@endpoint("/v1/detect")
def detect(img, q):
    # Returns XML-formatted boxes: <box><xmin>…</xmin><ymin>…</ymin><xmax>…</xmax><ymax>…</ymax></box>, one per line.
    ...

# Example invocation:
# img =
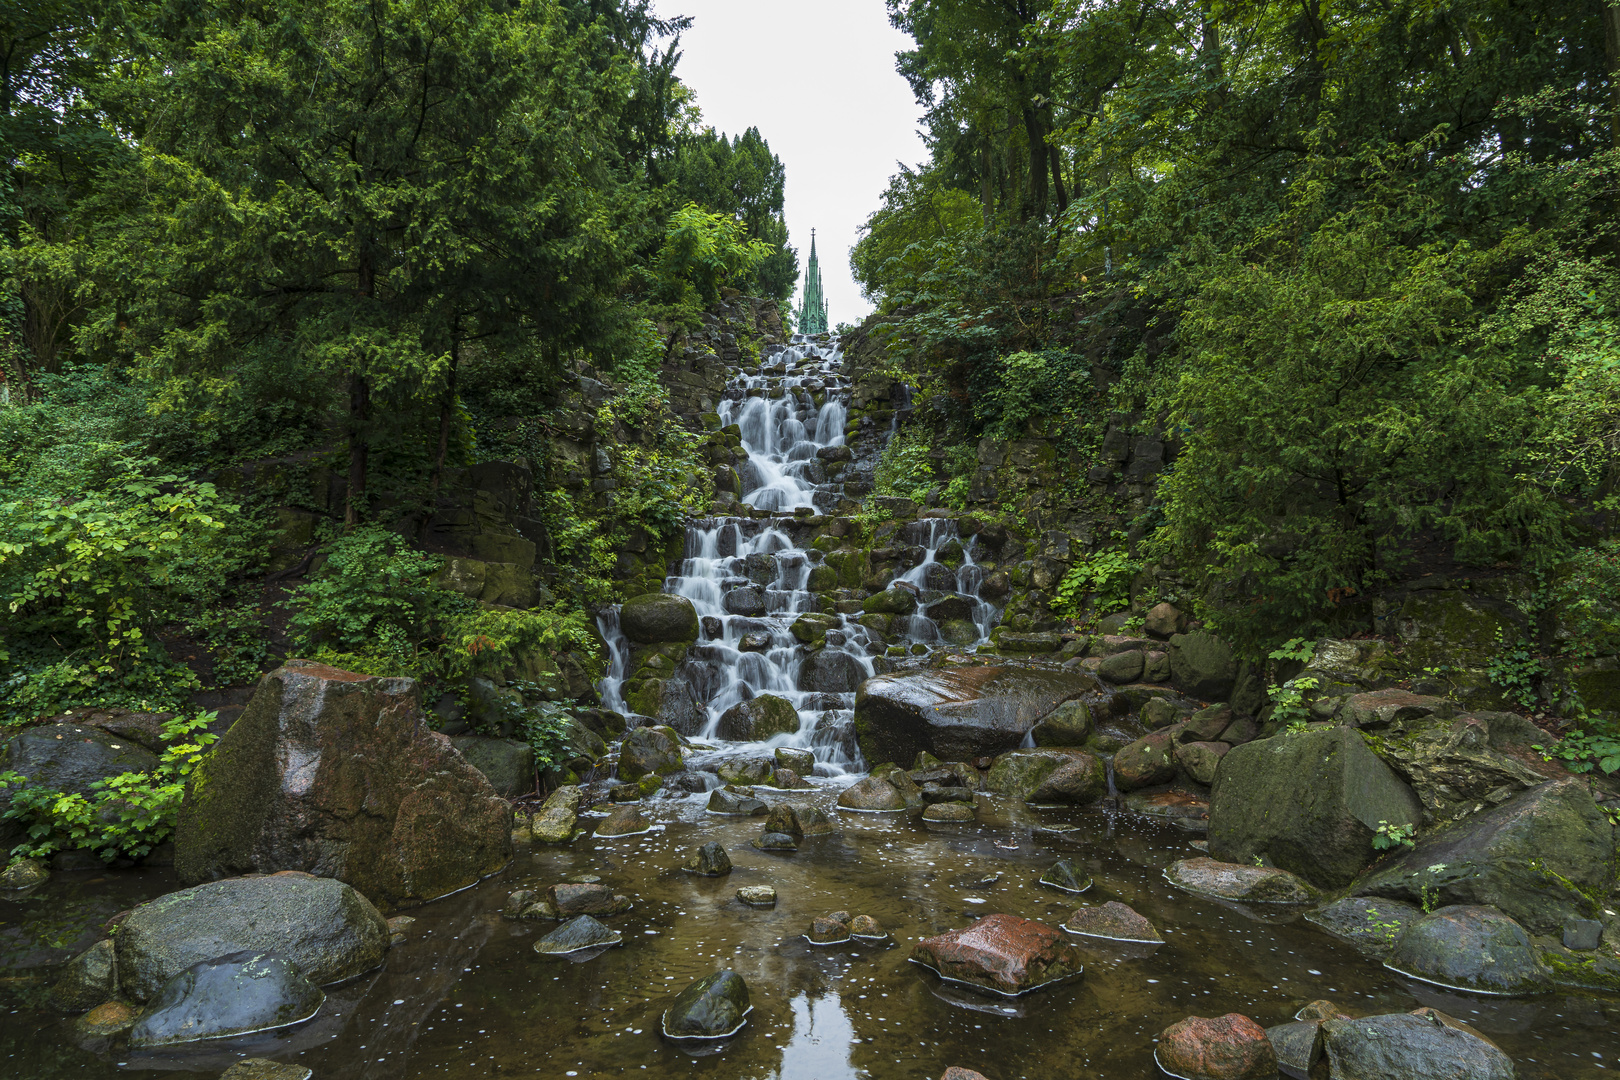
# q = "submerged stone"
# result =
<box><xmin>736</xmin><ymin>886</ymin><xmax>777</xmax><ymax>907</ymax></box>
<box><xmin>1154</xmin><ymin>1013</ymin><xmax>1276</xmax><ymax>1080</ymax></box>
<box><xmin>753</xmin><ymin>831</ymin><xmax>799</xmax><ymax>852</ymax></box>
<box><xmin>75</xmin><ymin>1000</ymin><xmax>138</xmax><ymax>1040</ymax></box>
<box><xmin>1164</xmin><ymin>857</ymin><xmax>1320</xmax><ymax>904</ymax></box>
<box><xmin>533</xmin><ymin>915</ymin><xmax>623</xmax><ymax>955</ymax></box>
<box><xmin>1039</xmin><ymin>858</ymin><xmax>1092</xmax><ymax>894</ymax></box>
<box><xmin>684</xmin><ymin>842</ymin><xmax>732</xmax><ymax>876</ymax></box>
<box><xmin>1385</xmin><ymin>905</ymin><xmax>1550</xmax><ymax>995</ymax></box>
<box><xmin>910</xmin><ymin>913</ymin><xmax>1082</xmax><ymax>996</ymax></box>
<box><xmin>661</xmin><ymin>970</ymin><xmax>752</xmax><ymax>1039</ymax></box>
<box><xmin>128</xmin><ymin>951</ymin><xmax>324</xmax><ymax>1048</ymax></box>
<box><xmin>1062</xmin><ymin>902</ymin><xmax>1162</xmax><ymax>944</ymax></box>
<box><xmin>923</xmin><ymin>801</ymin><xmax>976</xmax><ymax>822</ymax></box>
<box><xmin>219</xmin><ymin>1061</ymin><xmax>314</xmax><ymax>1080</ymax></box>
<box><xmin>548</xmin><ymin>883</ymin><xmax>633</xmax><ymax>917</ymax></box>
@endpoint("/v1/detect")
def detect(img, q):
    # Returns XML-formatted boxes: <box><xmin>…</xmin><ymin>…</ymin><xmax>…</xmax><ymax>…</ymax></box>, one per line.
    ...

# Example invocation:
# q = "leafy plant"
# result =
<box><xmin>873</xmin><ymin>431</ymin><xmax>936</xmax><ymax>504</ymax></box>
<box><xmin>284</xmin><ymin>526</ymin><xmax>461</xmax><ymax>658</ymax></box>
<box><xmin>1</xmin><ymin>712</ymin><xmax>218</xmax><ymax>863</ymax></box>
<box><xmin>1054</xmin><ymin>537</ymin><xmax>1138</xmax><ymax>619</ymax></box>
<box><xmin>1371</xmin><ymin>820</ymin><xmax>1416</xmax><ymax>851</ymax></box>
<box><xmin>1362</xmin><ymin>906</ymin><xmax>1404</xmax><ymax>942</ymax></box>
<box><xmin>1535</xmin><ymin>728</ymin><xmax>1620</xmax><ymax>775</ymax></box>
<box><xmin>1484</xmin><ymin>630</ymin><xmax>1545</xmax><ymax>710</ymax></box>
<box><xmin>1270</xmin><ymin>675</ymin><xmax>1320</xmax><ymax>734</ymax></box>
<box><xmin>1268</xmin><ymin>638</ymin><xmax>1316</xmax><ymax>664</ymax></box>
<box><xmin>1420</xmin><ymin>864</ymin><xmax>1448</xmax><ymax>913</ymax></box>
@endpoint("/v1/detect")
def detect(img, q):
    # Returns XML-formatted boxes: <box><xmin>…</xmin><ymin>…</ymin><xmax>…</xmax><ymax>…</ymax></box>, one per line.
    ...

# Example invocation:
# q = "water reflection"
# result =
<box><xmin>775</xmin><ymin>993</ymin><xmax>855</xmax><ymax>1080</ymax></box>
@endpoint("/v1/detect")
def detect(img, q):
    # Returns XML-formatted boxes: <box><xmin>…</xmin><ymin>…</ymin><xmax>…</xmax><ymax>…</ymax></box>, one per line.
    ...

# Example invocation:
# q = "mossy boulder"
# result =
<box><xmin>1208</xmin><ymin>728</ymin><xmax>1421</xmax><ymax>890</ymax></box>
<box><xmin>862</xmin><ymin>587</ymin><xmax>918</xmax><ymax>616</ymax></box>
<box><xmin>617</xmin><ymin>726</ymin><xmax>685</xmax><ymax>781</ymax></box>
<box><xmin>716</xmin><ymin>694</ymin><xmax>799</xmax><ymax>741</ymax></box>
<box><xmin>620</xmin><ymin>593</ymin><xmax>699</xmax><ymax>644</ymax></box>
<box><xmin>1029</xmin><ymin>700</ymin><xmax>1093</xmax><ymax>747</ymax></box>
<box><xmin>790</xmin><ymin>612</ymin><xmax>839</xmax><ymax>644</ymax></box>
<box><xmin>1385</xmin><ymin>905</ymin><xmax>1550</xmax><ymax>995</ymax></box>
<box><xmin>449</xmin><ymin>736</ymin><xmax>535</xmax><ymax>797</ymax></box>
<box><xmin>1167</xmin><ymin>632</ymin><xmax>1237</xmax><ymax>701</ymax></box>
<box><xmin>986</xmin><ymin>748</ymin><xmax>1106</xmax><ymax>804</ymax></box>
<box><xmin>1319</xmin><ymin>1012</ymin><xmax>1514</xmax><ymax>1080</ymax></box>
<box><xmin>1113</xmin><ymin>727</ymin><xmax>1181</xmax><ymax>790</ymax></box>
<box><xmin>1349</xmin><ymin>778</ymin><xmax>1615</xmax><ymax>934</ymax></box>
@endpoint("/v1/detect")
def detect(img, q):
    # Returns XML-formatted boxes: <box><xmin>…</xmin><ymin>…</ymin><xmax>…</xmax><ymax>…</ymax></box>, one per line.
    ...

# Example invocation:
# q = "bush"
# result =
<box><xmin>1053</xmin><ymin>539</ymin><xmax>1138</xmax><ymax>619</ymax></box>
<box><xmin>873</xmin><ymin>431</ymin><xmax>935</xmax><ymax>504</ymax></box>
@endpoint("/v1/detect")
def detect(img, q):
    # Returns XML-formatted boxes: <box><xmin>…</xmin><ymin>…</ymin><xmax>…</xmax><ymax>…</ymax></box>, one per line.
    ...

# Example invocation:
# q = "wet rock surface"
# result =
<box><xmin>48</xmin><ymin>938</ymin><xmax>118</xmax><ymax>1011</ymax></box>
<box><xmin>1385</xmin><ymin>905</ymin><xmax>1550</xmax><ymax>995</ymax></box>
<box><xmin>1320</xmin><ymin>1010</ymin><xmax>1516</xmax><ymax>1079</ymax></box>
<box><xmin>548</xmin><ymin>882</ymin><xmax>633</xmax><ymax>917</ymax></box>
<box><xmin>661</xmin><ymin>970</ymin><xmax>752</xmax><ymax>1039</ymax></box>
<box><xmin>910</xmin><ymin>913</ymin><xmax>1082</xmax><ymax>996</ymax></box>
<box><xmin>1038</xmin><ymin>858</ymin><xmax>1092</xmax><ymax>894</ymax></box>
<box><xmin>115</xmin><ymin>872</ymin><xmax>388</xmax><ymax>1001</ymax></box>
<box><xmin>533</xmin><ymin>915</ymin><xmax>623</xmax><ymax>955</ymax></box>
<box><xmin>128</xmin><ymin>951</ymin><xmax>324</xmax><ymax>1048</ymax></box>
<box><xmin>218</xmin><ymin>1060</ymin><xmax>314</xmax><ymax>1080</ymax></box>
<box><xmin>986</xmin><ymin>747</ymin><xmax>1106</xmax><ymax>804</ymax></box>
<box><xmin>174</xmin><ymin>661</ymin><xmax>512</xmax><ymax>909</ymax></box>
<box><xmin>1062</xmin><ymin>901</ymin><xmax>1163</xmax><ymax>944</ymax></box>
<box><xmin>1165</xmin><ymin>857</ymin><xmax>1321</xmax><ymax>904</ymax></box>
<box><xmin>595</xmin><ymin>804</ymin><xmax>652</xmax><ymax>837</ymax></box>
<box><xmin>1304</xmin><ymin>897</ymin><xmax>1423</xmax><ymax>958</ymax></box>
<box><xmin>684</xmin><ymin>841</ymin><xmax>732</xmax><ymax>876</ymax></box>
<box><xmin>837</xmin><ymin>775</ymin><xmax>907</xmax><ymax>811</ymax></box>
<box><xmin>1154</xmin><ymin>1013</ymin><xmax>1277</xmax><ymax>1080</ymax></box>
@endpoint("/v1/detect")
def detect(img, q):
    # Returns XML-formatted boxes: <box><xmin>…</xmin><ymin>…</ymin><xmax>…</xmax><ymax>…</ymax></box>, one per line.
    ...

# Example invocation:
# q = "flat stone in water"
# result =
<box><xmin>1062</xmin><ymin>902</ymin><xmax>1162</xmax><ymax>944</ymax></box>
<box><xmin>661</xmin><ymin>970</ymin><xmax>752</xmax><ymax>1039</ymax></box>
<box><xmin>0</xmin><ymin>857</ymin><xmax>50</xmax><ymax>890</ymax></box>
<box><xmin>707</xmin><ymin>789</ymin><xmax>768</xmax><ymax>816</ymax></box>
<box><xmin>1384</xmin><ymin>905</ymin><xmax>1550</xmax><ymax>995</ymax></box>
<box><xmin>129</xmin><ymin>951</ymin><xmax>324</xmax><ymax>1048</ymax></box>
<box><xmin>1039</xmin><ymin>858</ymin><xmax>1092</xmax><ymax>894</ymax></box>
<box><xmin>595</xmin><ymin>804</ymin><xmax>651</xmax><ymax>837</ymax></box>
<box><xmin>753</xmin><ymin>831</ymin><xmax>799</xmax><ymax>852</ymax></box>
<box><xmin>736</xmin><ymin>886</ymin><xmax>777</xmax><ymax>907</ymax></box>
<box><xmin>1164</xmin><ymin>857</ymin><xmax>1320</xmax><ymax>904</ymax></box>
<box><xmin>533</xmin><ymin>915</ymin><xmax>623</xmax><ymax>955</ymax></box>
<box><xmin>923</xmin><ymin>802</ymin><xmax>975</xmax><ymax>822</ymax></box>
<box><xmin>219</xmin><ymin>1061</ymin><xmax>314</xmax><ymax>1080</ymax></box>
<box><xmin>910</xmin><ymin>913</ymin><xmax>1083</xmax><ymax>996</ymax></box>
<box><xmin>75</xmin><ymin>1001</ymin><xmax>138</xmax><ymax>1039</ymax></box>
<box><xmin>1305</xmin><ymin>896</ymin><xmax>1423</xmax><ymax>958</ymax></box>
<box><xmin>684</xmin><ymin>841</ymin><xmax>732</xmax><ymax>876</ymax></box>
<box><xmin>1124</xmin><ymin>789</ymin><xmax>1209</xmax><ymax>824</ymax></box>
<box><xmin>549</xmin><ymin>883</ymin><xmax>632</xmax><ymax>917</ymax></box>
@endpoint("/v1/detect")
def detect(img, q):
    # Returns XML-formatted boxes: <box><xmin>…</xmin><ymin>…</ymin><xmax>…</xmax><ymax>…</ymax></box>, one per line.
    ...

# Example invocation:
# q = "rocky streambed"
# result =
<box><xmin>4</xmin><ymin>777</ymin><xmax>1619</xmax><ymax>1079</ymax></box>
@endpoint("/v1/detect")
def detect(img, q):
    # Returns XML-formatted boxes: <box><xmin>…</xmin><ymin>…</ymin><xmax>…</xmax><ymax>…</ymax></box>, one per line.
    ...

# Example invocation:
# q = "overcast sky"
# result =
<box><xmin>660</xmin><ymin>0</ymin><xmax>928</xmax><ymax>327</ymax></box>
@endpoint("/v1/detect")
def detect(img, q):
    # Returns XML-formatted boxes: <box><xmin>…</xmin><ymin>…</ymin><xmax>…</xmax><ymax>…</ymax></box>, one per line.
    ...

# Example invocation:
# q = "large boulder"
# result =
<box><xmin>861</xmin><ymin>587</ymin><xmax>917</xmax><ymax>616</ymax></box>
<box><xmin>623</xmin><ymin>671</ymin><xmax>706</xmax><ymax>733</ymax></box>
<box><xmin>115</xmin><ymin>872</ymin><xmax>388</xmax><ymax>1001</ymax></box>
<box><xmin>1112</xmin><ymin>727</ymin><xmax>1181</xmax><ymax>790</ymax></box>
<box><xmin>1168</xmin><ymin>632</ymin><xmax>1237</xmax><ymax>701</ymax></box>
<box><xmin>716</xmin><ymin>694</ymin><xmax>799</xmax><ymax>741</ymax></box>
<box><xmin>1384</xmin><ymin>905</ymin><xmax>1550</xmax><ymax>995</ymax></box>
<box><xmin>1350</xmin><ymin>778</ymin><xmax>1614</xmax><ymax>934</ymax></box>
<box><xmin>128</xmin><ymin>951</ymin><xmax>323</xmax><ymax>1048</ymax></box>
<box><xmin>985</xmin><ymin>748</ymin><xmax>1106</xmax><ymax>805</ymax></box>
<box><xmin>449</xmin><ymin>735</ymin><xmax>534</xmax><ymax>797</ymax></box>
<box><xmin>836</xmin><ymin>776</ymin><xmax>907</xmax><ymax>811</ymax></box>
<box><xmin>620</xmin><ymin>593</ymin><xmax>699</xmax><ymax>644</ymax></box>
<box><xmin>797</xmin><ymin>649</ymin><xmax>867</xmax><ymax>694</ymax></box>
<box><xmin>1028</xmin><ymin>700</ymin><xmax>1093</xmax><ymax>747</ymax></box>
<box><xmin>530</xmin><ymin>785</ymin><xmax>580</xmax><ymax>843</ymax></box>
<box><xmin>617</xmin><ymin>725</ymin><xmax>685</xmax><ymax>780</ymax></box>
<box><xmin>1319</xmin><ymin>1012</ymin><xmax>1515</xmax><ymax>1080</ymax></box>
<box><xmin>910</xmin><ymin>913</ymin><xmax>1083</xmax><ymax>996</ymax></box>
<box><xmin>1361</xmin><ymin>712</ymin><xmax>1558</xmax><ymax>823</ymax></box>
<box><xmin>175</xmin><ymin>662</ymin><xmax>512</xmax><ymax>909</ymax></box>
<box><xmin>1209</xmin><ymin>728</ymin><xmax>1422</xmax><ymax>889</ymax></box>
<box><xmin>854</xmin><ymin>666</ymin><xmax>1103</xmax><ymax>765</ymax></box>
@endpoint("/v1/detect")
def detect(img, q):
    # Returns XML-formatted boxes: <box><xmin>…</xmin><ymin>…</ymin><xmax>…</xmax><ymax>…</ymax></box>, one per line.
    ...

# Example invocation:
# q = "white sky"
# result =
<box><xmin>660</xmin><ymin>0</ymin><xmax>928</xmax><ymax>325</ymax></box>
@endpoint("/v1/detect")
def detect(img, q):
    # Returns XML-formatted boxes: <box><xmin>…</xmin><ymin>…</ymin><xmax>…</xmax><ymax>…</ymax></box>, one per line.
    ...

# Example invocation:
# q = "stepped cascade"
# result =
<box><xmin>597</xmin><ymin>335</ymin><xmax>1000</xmax><ymax>776</ymax></box>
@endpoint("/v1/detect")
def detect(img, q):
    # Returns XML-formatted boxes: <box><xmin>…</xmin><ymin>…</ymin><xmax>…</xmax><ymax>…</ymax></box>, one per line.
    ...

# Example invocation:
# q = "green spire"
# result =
<box><xmin>795</xmin><ymin>229</ymin><xmax>828</xmax><ymax>335</ymax></box>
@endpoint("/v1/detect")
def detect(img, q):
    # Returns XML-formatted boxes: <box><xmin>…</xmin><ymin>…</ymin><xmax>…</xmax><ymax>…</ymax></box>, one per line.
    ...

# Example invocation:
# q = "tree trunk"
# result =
<box><xmin>980</xmin><ymin>138</ymin><xmax>995</xmax><ymax>225</ymax></box>
<box><xmin>1048</xmin><ymin>144</ymin><xmax>1069</xmax><ymax>214</ymax></box>
<box><xmin>1022</xmin><ymin>105</ymin><xmax>1048</xmax><ymax>218</ymax></box>
<box><xmin>1605</xmin><ymin>0</ymin><xmax>1620</xmax><ymax>150</ymax></box>
<box><xmin>431</xmin><ymin>326</ymin><xmax>461</xmax><ymax>493</ymax></box>
<box><xmin>347</xmin><ymin>249</ymin><xmax>375</xmax><ymax>530</ymax></box>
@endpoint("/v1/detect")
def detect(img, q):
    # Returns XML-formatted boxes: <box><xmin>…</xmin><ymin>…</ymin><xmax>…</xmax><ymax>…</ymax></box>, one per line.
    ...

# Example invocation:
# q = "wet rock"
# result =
<box><xmin>938</xmin><ymin>1070</ymin><xmax>990</xmax><ymax>1080</ymax></box>
<box><xmin>717</xmin><ymin>694</ymin><xmax>799</xmax><ymax>741</ymax></box>
<box><xmin>717</xmin><ymin>757</ymin><xmax>774</xmax><ymax>785</ymax></box>
<box><xmin>594</xmin><ymin>805</ymin><xmax>651</xmax><ymax>837</ymax></box>
<box><xmin>49</xmin><ymin>939</ymin><xmax>118</xmax><ymax>1011</ymax></box>
<box><xmin>1209</xmin><ymin>727</ymin><xmax>1422</xmax><ymax>890</ymax></box>
<box><xmin>1165</xmin><ymin>857</ymin><xmax>1321</xmax><ymax>904</ymax></box>
<box><xmin>1350</xmin><ymin>778</ymin><xmax>1614</xmax><ymax>934</ymax></box>
<box><xmin>926</xmin><ymin>595</ymin><xmax>975</xmax><ymax>623</ymax></box>
<box><xmin>862</xmin><ymin>587</ymin><xmax>918</xmax><ymax>616</ymax></box>
<box><xmin>837</xmin><ymin>775</ymin><xmax>908</xmax><ymax>811</ymax></box>
<box><xmin>1564</xmin><ymin>916</ymin><xmax>1603</xmax><ymax>951</ymax></box>
<box><xmin>1385</xmin><ymin>905</ymin><xmax>1550</xmax><ymax>994</ymax></box>
<box><xmin>1</xmin><ymin>724</ymin><xmax>158</xmax><ymax>816</ymax></box>
<box><xmin>1339</xmin><ymin>688</ymin><xmax>1456</xmax><ymax>729</ymax></box>
<box><xmin>1144</xmin><ymin>602</ymin><xmax>1188</xmax><ymax>639</ymax></box>
<box><xmin>664</xmin><ymin>772</ymin><xmax>710</xmax><ymax>794</ymax></box>
<box><xmin>1039</xmin><ymin>859</ymin><xmax>1092</xmax><ymax>894</ymax></box>
<box><xmin>910</xmin><ymin>913</ymin><xmax>1083</xmax><ymax>996</ymax></box>
<box><xmin>1304</xmin><ymin>897</ymin><xmax>1423</xmax><ymax>958</ymax></box>
<box><xmin>1154</xmin><ymin>1013</ymin><xmax>1277</xmax><ymax>1080</ymax></box>
<box><xmin>1366</xmin><ymin>712</ymin><xmax>1561</xmax><ymax>822</ymax></box>
<box><xmin>448</xmin><ymin>735</ymin><xmax>535</xmax><ymax>796</ymax></box>
<box><xmin>128</xmin><ymin>951</ymin><xmax>324</xmax><ymax>1048</ymax></box>
<box><xmin>1175</xmin><ymin>740</ymin><xmax>1229</xmax><ymax>786</ymax></box>
<box><xmin>1167</xmin><ymin>632</ymin><xmax>1238</xmax><ymax>700</ymax></box>
<box><xmin>618</xmin><ymin>725</ymin><xmax>686</xmax><ymax>781</ymax></box>
<box><xmin>849</xmin><ymin>914</ymin><xmax>886</xmax><ymax>939</ymax></box>
<box><xmin>706</xmin><ymin>788</ymin><xmax>768</xmax><ymax>815</ymax></box>
<box><xmin>765</xmin><ymin>805</ymin><xmax>806</xmax><ymax>837</ymax></box>
<box><xmin>1265</xmin><ymin>1020</ymin><xmax>1323</xmax><ymax>1079</ymax></box>
<box><xmin>738</xmin><ymin>631</ymin><xmax>771</xmax><ymax>652</ymax></box>
<box><xmin>386</xmin><ymin>915</ymin><xmax>414</xmax><ymax>946</ymax></box>
<box><xmin>854</xmin><ymin>666</ymin><xmax>1105</xmax><ymax>766</ymax></box>
<box><xmin>921</xmin><ymin>781</ymin><xmax>973</xmax><ymax>804</ymax></box>
<box><xmin>661</xmin><ymin>970</ymin><xmax>752</xmax><ymax>1039</ymax></box>
<box><xmin>533</xmin><ymin>915</ymin><xmax>623</xmax><ymax>955</ymax></box>
<box><xmin>798</xmin><ymin>805</ymin><xmax>837</xmax><ymax>836</ymax></box>
<box><xmin>753</xmin><ymin>831</ymin><xmax>799</xmax><ymax>851</ymax></box>
<box><xmin>548</xmin><ymin>883</ymin><xmax>633</xmax><ymax>917</ymax></box>
<box><xmin>504</xmin><ymin>888</ymin><xmax>538</xmax><ymax>916</ymax></box>
<box><xmin>996</xmin><ymin>631</ymin><xmax>1063</xmax><ymax>653</ymax></box>
<box><xmin>620</xmin><ymin>593</ymin><xmax>699</xmax><ymax>643</ymax></box>
<box><xmin>1113</xmin><ymin>727</ymin><xmax>1180</xmax><ymax>790</ymax></box>
<box><xmin>1062</xmin><ymin>902</ymin><xmax>1162</xmax><ymax>944</ymax></box>
<box><xmin>790</xmin><ymin>612</ymin><xmax>840</xmax><ymax>644</ymax></box>
<box><xmin>75</xmin><ymin>1000</ymin><xmax>138</xmax><ymax>1039</ymax></box>
<box><xmin>116</xmin><ymin>873</ymin><xmax>388</xmax><ymax>1001</ymax></box>
<box><xmin>923</xmin><ymin>802</ymin><xmax>976</xmax><ymax>822</ymax></box>
<box><xmin>0</xmin><ymin>857</ymin><xmax>49</xmax><ymax>890</ymax></box>
<box><xmin>684</xmin><ymin>841</ymin><xmax>732</xmax><ymax>876</ymax></box>
<box><xmin>609</xmin><ymin>784</ymin><xmax>641</xmax><ymax>802</ymax></box>
<box><xmin>1298</xmin><ymin>1000</ymin><xmax>1356</xmax><ymax>1021</ymax></box>
<box><xmin>736</xmin><ymin>886</ymin><xmax>777</xmax><ymax>907</ymax></box>
<box><xmin>1125</xmin><ymin>790</ymin><xmax>1210</xmax><ymax>827</ymax></box>
<box><xmin>871</xmin><ymin>763</ymin><xmax>927</xmax><ymax>808</ymax></box>
<box><xmin>775</xmin><ymin>746</ymin><xmax>816</xmax><ymax>773</ymax></box>
<box><xmin>219</xmin><ymin>1060</ymin><xmax>313</xmax><ymax>1080</ymax></box>
<box><xmin>1029</xmin><ymin>700</ymin><xmax>1094</xmax><ymax>747</ymax></box>
<box><xmin>1320</xmin><ymin>1011</ymin><xmax>1515</xmax><ymax>1080</ymax></box>
<box><xmin>1097</xmin><ymin>649</ymin><xmax>1145</xmax><ymax>684</ymax></box>
<box><xmin>768</xmin><ymin>768</ymin><xmax>813</xmax><ymax>790</ymax></box>
<box><xmin>174</xmin><ymin>662</ymin><xmax>511</xmax><ymax>909</ymax></box>
<box><xmin>986</xmin><ymin>747</ymin><xmax>1106</xmax><ymax>804</ymax></box>
<box><xmin>531</xmin><ymin>785</ymin><xmax>581</xmax><ymax>843</ymax></box>
<box><xmin>808</xmin><ymin>914</ymin><xmax>851</xmax><ymax>943</ymax></box>
<box><xmin>798</xmin><ymin>649</ymin><xmax>866</xmax><ymax>694</ymax></box>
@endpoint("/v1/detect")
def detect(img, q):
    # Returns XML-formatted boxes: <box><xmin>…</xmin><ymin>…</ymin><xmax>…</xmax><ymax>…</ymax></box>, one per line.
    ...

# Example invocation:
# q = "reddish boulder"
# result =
<box><xmin>939</xmin><ymin>1070</ymin><xmax>991</xmax><ymax>1080</ymax></box>
<box><xmin>175</xmin><ymin>661</ymin><xmax>511</xmax><ymax>910</ymax></box>
<box><xmin>1155</xmin><ymin>1013</ymin><xmax>1277</xmax><ymax>1080</ymax></box>
<box><xmin>910</xmin><ymin>913</ymin><xmax>1082</xmax><ymax>996</ymax></box>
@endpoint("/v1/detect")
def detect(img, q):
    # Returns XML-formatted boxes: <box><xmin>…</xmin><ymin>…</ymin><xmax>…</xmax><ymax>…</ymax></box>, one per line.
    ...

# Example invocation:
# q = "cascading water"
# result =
<box><xmin>595</xmin><ymin>334</ymin><xmax>1002</xmax><ymax>783</ymax></box>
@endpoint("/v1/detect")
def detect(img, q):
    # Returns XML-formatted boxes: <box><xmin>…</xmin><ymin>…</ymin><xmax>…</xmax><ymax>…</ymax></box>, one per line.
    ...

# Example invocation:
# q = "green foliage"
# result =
<box><xmin>1485</xmin><ymin>631</ymin><xmax>1546</xmax><ymax>710</ymax></box>
<box><xmin>851</xmin><ymin>167</ymin><xmax>983</xmax><ymax>303</ymax></box>
<box><xmin>1053</xmin><ymin>538</ymin><xmax>1137</xmax><ymax>619</ymax></box>
<box><xmin>442</xmin><ymin>606</ymin><xmax>602</xmax><ymax>687</ymax></box>
<box><xmin>1551</xmin><ymin>541</ymin><xmax>1620</xmax><ymax>665</ymax></box>
<box><xmin>1372</xmin><ymin>820</ymin><xmax>1417</xmax><ymax>851</ymax></box>
<box><xmin>1536</xmin><ymin>728</ymin><xmax>1620</xmax><ymax>776</ymax></box>
<box><xmin>647</xmin><ymin>204</ymin><xmax>773</xmax><ymax>328</ymax></box>
<box><xmin>1</xmin><ymin>712</ymin><xmax>218</xmax><ymax>864</ymax></box>
<box><xmin>941</xmin><ymin>444</ymin><xmax>977</xmax><ymax>509</ymax></box>
<box><xmin>284</xmin><ymin>526</ymin><xmax>461</xmax><ymax>662</ymax></box>
<box><xmin>670</xmin><ymin>127</ymin><xmax>798</xmax><ymax>301</ymax></box>
<box><xmin>1270</xmin><ymin>676</ymin><xmax>1320</xmax><ymax>735</ymax></box>
<box><xmin>982</xmin><ymin>350</ymin><xmax>1089</xmax><ymax>441</ymax></box>
<box><xmin>873</xmin><ymin>431</ymin><xmax>937</xmax><ymax>504</ymax></box>
<box><xmin>1268</xmin><ymin>638</ymin><xmax>1317</xmax><ymax>664</ymax></box>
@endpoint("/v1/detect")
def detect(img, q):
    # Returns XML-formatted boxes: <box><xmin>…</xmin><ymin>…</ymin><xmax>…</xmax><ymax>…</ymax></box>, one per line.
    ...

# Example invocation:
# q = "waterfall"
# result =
<box><xmin>595</xmin><ymin>334</ymin><xmax>1001</xmax><ymax>779</ymax></box>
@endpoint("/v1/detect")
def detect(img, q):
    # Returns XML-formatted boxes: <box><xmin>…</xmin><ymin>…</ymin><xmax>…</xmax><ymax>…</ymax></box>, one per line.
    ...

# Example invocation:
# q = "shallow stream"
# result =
<box><xmin>4</xmin><ymin>786</ymin><xmax>1618</xmax><ymax>1078</ymax></box>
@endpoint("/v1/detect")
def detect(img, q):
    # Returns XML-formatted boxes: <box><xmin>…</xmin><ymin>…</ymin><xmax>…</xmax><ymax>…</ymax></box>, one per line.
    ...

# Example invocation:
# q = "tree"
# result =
<box><xmin>671</xmin><ymin>126</ymin><xmax>797</xmax><ymax>300</ymax></box>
